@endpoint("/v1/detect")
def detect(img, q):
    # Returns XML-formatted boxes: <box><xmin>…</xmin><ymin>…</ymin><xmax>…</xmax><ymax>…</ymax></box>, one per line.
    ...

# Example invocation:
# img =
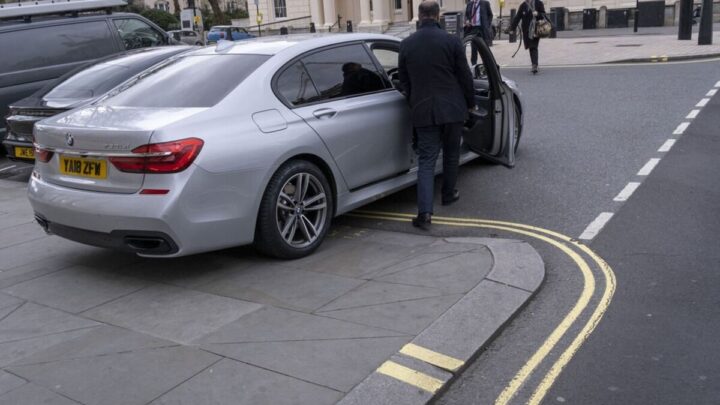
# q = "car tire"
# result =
<box><xmin>254</xmin><ymin>160</ymin><xmax>333</xmax><ymax>259</ymax></box>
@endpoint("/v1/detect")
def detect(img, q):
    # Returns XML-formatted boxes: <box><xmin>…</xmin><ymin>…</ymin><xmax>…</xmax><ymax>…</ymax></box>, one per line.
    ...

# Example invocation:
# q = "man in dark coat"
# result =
<box><xmin>465</xmin><ymin>0</ymin><xmax>494</xmax><ymax>57</ymax></box>
<box><xmin>399</xmin><ymin>0</ymin><xmax>476</xmax><ymax>230</ymax></box>
<box><xmin>509</xmin><ymin>0</ymin><xmax>546</xmax><ymax>74</ymax></box>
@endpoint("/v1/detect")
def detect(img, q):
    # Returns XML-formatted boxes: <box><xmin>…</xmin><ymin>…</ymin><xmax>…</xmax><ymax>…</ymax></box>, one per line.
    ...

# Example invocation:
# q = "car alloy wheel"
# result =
<box><xmin>275</xmin><ymin>172</ymin><xmax>328</xmax><ymax>248</ymax></box>
<box><xmin>255</xmin><ymin>160</ymin><xmax>333</xmax><ymax>259</ymax></box>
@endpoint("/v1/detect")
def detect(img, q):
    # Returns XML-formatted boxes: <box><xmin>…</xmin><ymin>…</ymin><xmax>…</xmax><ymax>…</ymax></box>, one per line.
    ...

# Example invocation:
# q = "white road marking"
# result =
<box><xmin>707</xmin><ymin>89</ymin><xmax>718</xmax><ymax>97</ymax></box>
<box><xmin>658</xmin><ymin>139</ymin><xmax>676</xmax><ymax>152</ymax></box>
<box><xmin>637</xmin><ymin>158</ymin><xmax>661</xmax><ymax>176</ymax></box>
<box><xmin>686</xmin><ymin>110</ymin><xmax>700</xmax><ymax>119</ymax></box>
<box><xmin>613</xmin><ymin>182</ymin><xmax>641</xmax><ymax>202</ymax></box>
<box><xmin>0</xmin><ymin>165</ymin><xmax>17</xmax><ymax>172</ymax></box>
<box><xmin>579</xmin><ymin>212</ymin><xmax>614</xmax><ymax>240</ymax></box>
<box><xmin>673</xmin><ymin>122</ymin><xmax>690</xmax><ymax>135</ymax></box>
<box><xmin>715</xmin><ymin>81</ymin><xmax>720</xmax><ymax>88</ymax></box>
<box><xmin>696</xmin><ymin>98</ymin><xmax>710</xmax><ymax>107</ymax></box>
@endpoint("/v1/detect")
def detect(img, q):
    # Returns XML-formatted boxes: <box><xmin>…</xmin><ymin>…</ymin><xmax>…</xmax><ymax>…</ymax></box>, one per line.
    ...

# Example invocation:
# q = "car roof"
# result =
<box><xmin>0</xmin><ymin>12</ymin><xmax>146</xmax><ymax>30</ymax></box>
<box><xmin>191</xmin><ymin>33</ymin><xmax>399</xmax><ymax>56</ymax></box>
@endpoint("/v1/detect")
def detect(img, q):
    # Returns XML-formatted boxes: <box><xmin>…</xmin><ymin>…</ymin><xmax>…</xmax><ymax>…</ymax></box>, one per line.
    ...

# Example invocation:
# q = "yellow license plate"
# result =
<box><xmin>59</xmin><ymin>156</ymin><xmax>107</xmax><ymax>179</ymax></box>
<box><xmin>14</xmin><ymin>146</ymin><xmax>35</xmax><ymax>159</ymax></box>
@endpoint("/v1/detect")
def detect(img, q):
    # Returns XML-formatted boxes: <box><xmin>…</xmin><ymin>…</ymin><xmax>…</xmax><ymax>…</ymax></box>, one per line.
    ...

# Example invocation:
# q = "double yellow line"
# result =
<box><xmin>348</xmin><ymin>210</ymin><xmax>616</xmax><ymax>405</ymax></box>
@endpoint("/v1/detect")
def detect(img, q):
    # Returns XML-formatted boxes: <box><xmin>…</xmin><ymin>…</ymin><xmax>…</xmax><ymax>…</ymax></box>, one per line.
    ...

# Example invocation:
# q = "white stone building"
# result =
<box><xmin>245</xmin><ymin>0</ymin><xmax>686</xmax><ymax>32</ymax></box>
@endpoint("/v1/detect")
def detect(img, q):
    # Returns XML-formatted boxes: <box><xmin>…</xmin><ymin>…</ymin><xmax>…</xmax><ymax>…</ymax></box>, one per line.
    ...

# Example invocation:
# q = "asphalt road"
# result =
<box><xmin>339</xmin><ymin>57</ymin><xmax>720</xmax><ymax>404</ymax></box>
<box><xmin>542</xmin><ymin>65</ymin><xmax>720</xmax><ymax>405</ymax></box>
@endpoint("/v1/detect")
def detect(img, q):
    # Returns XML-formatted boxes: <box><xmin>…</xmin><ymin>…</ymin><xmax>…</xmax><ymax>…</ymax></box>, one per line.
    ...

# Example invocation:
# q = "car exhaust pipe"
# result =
<box><xmin>123</xmin><ymin>236</ymin><xmax>173</xmax><ymax>254</ymax></box>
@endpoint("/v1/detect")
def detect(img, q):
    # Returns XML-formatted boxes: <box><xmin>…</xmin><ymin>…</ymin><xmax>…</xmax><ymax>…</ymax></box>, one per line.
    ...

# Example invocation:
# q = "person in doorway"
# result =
<box><xmin>465</xmin><ymin>0</ymin><xmax>494</xmax><ymax>57</ymax></box>
<box><xmin>399</xmin><ymin>0</ymin><xmax>476</xmax><ymax>230</ymax></box>
<box><xmin>508</xmin><ymin>0</ymin><xmax>546</xmax><ymax>74</ymax></box>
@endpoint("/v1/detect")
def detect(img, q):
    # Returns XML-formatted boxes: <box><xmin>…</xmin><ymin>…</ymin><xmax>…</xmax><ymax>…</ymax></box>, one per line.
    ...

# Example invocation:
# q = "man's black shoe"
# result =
<box><xmin>442</xmin><ymin>190</ymin><xmax>460</xmax><ymax>206</ymax></box>
<box><xmin>412</xmin><ymin>213</ymin><xmax>432</xmax><ymax>231</ymax></box>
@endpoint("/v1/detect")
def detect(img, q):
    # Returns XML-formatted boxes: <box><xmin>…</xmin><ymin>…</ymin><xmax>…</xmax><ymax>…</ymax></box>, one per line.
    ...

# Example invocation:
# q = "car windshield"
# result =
<box><xmin>100</xmin><ymin>54</ymin><xmax>269</xmax><ymax>108</ymax></box>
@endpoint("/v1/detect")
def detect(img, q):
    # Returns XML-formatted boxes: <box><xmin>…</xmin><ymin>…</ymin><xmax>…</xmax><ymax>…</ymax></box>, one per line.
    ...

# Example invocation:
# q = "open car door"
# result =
<box><xmin>462</xmin><ymin>37</ymin><xmax>515</xmax><ymax>167</ymax></box>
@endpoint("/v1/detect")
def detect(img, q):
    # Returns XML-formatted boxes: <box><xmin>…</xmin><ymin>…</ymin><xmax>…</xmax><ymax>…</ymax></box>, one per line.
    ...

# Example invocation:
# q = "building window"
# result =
<box><xmin>274</xmin><ymin>0</ymin><xmax>287</xmax><ymax>18</ymax></box>
<box><xmin>395</xmin><ymin>0</ymin><xmax>401</xmax><ymax>9</ymax></box>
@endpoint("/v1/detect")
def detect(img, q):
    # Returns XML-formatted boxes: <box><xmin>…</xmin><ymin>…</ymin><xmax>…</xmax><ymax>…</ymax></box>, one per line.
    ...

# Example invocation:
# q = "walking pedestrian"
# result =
<box><xmin>508</xmin><ymin>0</ymin><xmax>547</xmax><ymax>74</ymax></box>
<box><xmin>465</xmin><ymin>0</ymin><xmax>494</xmax><ymax>59</ymax></box>
<box><xmin>399</xmin><ymin>0</ymin><xmax>476</xmax><ymax>230</ymax></box>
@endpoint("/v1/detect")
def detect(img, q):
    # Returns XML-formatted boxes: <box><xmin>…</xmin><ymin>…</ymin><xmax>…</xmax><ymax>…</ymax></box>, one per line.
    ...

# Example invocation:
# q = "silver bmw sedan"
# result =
<box><xmin>29</xmin><ymin>34</ymin><xmax>522</xmax><ymax>259</ymax></box>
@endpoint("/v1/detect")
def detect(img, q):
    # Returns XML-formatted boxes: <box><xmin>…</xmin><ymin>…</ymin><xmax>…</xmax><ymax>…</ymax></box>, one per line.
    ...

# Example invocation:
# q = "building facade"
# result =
<box><xmin>246</xmin><ymin>0</ymin><xmax>683</xmax><ymax>32</ymax></box>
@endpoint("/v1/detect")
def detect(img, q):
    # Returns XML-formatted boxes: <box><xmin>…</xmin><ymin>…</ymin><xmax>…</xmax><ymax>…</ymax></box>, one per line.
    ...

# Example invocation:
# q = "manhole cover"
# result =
<box><xmin>616</xmin><ymin>44</ymin><xmax>643</xmax><ymax>47</ymax></box>
<box><xmin>574</xmin><ymin>41</ymin><xmax>598</xmax><ymax>44</ymax></box>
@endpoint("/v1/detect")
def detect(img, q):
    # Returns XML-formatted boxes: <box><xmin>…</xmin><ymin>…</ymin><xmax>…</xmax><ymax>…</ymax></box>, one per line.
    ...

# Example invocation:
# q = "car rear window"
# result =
<box><xmin>100</xmin><ymin>54</ymin><xmax>269</xmax><ymax>108</ymax></box>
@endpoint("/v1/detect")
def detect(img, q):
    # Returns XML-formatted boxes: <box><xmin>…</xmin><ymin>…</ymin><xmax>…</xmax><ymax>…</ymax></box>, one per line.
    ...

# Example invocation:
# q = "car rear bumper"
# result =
<box><xmin>27</xmin><ymin>165</ymin><xmax>264</xmax><ymax>257</ymax></box>
<box><xmin>35</xmin><ymin>215</ymin><xmax>179</xmax><ymax>255</ymax></box>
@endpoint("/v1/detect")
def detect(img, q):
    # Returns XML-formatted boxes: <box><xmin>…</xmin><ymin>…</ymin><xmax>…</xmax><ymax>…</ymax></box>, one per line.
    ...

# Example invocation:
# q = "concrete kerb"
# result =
<box><xmin>607</xmin><ymin>52</ymin><xmax>720</xmax><ymax>64</ymax></box>
<box><xmin>338</xmin><ymin>238</ymin><xmax>545</xmax><ymax>405</ymax></box>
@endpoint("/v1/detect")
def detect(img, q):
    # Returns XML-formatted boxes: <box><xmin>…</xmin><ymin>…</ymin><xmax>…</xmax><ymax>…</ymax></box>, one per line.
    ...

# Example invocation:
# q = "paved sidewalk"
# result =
<box><xmin>0</xmin><ymin>179</ymin><xmax>544</xmax><ymax>405</ymax></box>
<box><xmin>492</xmin><ymin>31</ymin><xmax>720</xmax><ymax>66</ymax></box>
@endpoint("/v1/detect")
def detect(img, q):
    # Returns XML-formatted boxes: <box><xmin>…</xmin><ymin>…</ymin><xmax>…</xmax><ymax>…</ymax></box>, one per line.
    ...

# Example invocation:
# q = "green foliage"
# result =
<box><xmin>139</xmin><ymin>8</ymin><xmax>179</xmax><ymax>31</ymax></box>
<box><xmin>226</xmin><ymin>9</ymin><xmax>249</xmax><ymax>19</ymax></box>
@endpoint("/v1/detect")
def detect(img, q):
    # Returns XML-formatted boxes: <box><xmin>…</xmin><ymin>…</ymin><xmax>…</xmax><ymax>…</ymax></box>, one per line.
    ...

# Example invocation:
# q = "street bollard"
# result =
<box><xmin>678</xmin><ymin>0</ymin><xmax>693</xmax><ymax>39</ymax></box>
<box><xmin>509</xmin><ymin>9</ymin><xmax>517</xmax><ymax>43</ymax></box>
<box><xmin>347</xmin><ymin>20</ymin><xmax>353</xmax><ymax>32</ymax></box>
<box><xmin>280</xmin><ymin>26</ymin><xmax>288</xmax><ymax>35</ymax></box>
<box><xmin>633</xmin><ymin>9</ymin><xmax>639</xmax><ymax>32</ymax></box>
<box><xmin>698</xmin><ymin>0</ymin><xmax>713</xmax><ymax>45</ymax></box>
<box><xmin>310</xmin><ymin>22</ymin><xmax>316</xmax><ymax>33</ymax></box>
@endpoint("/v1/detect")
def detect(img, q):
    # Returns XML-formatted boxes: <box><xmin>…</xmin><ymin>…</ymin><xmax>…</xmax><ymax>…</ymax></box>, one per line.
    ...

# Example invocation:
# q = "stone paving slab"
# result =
<box><xmin>0</xmin><ymin>179</ymin><xmax>545</xmax><ymax>404</ymax></box>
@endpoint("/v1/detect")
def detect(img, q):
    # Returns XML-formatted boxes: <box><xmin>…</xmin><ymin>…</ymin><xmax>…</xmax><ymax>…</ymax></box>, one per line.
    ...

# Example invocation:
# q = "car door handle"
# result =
<box><xmin>313</xmin><ymin>108</ymin><xmax>337</xmax><ymax>120</ymax></box>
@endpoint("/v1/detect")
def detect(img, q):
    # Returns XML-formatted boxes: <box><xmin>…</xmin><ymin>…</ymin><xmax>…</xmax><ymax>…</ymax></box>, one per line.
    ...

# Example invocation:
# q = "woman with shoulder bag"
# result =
<box><xmin>508</xmin><ymin>0</ymin><xmax>548</xmax><ymax>74</ymax></box>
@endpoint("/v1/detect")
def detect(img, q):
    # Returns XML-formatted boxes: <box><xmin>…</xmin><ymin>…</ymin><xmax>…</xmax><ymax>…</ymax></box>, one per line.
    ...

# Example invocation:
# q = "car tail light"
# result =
<box><xmin>220</xmin><ymin>32</ymin><xmax>225</xmax><ymax>38</ymax></box>
<box><xmin>34</xmin><ymin>144</ymin><xmax>53</xmax><ymax>163</ymax></box>
<box><xmin>109</xmin><ymin>138</ymin><xmax>203</xmax><ymax>174</ymax></box>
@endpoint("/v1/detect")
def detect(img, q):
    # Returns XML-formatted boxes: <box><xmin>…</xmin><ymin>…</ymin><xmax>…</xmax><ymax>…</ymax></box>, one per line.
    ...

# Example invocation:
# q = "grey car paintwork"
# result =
<box><xmin>28</xmin><ymin>33</ymin><xmax>520</xmax><ymax>257</ymax></box>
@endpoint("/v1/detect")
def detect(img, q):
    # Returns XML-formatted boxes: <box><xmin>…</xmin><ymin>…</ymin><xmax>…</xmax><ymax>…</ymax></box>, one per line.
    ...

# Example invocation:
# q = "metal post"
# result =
<box><xmin>678</xmin><ymin>0</ymin><xmax>693</xmax><ymax>39</ymax></box>
<box><xmin>509</xmin><ymin>9</ymin><xmax>516</xmax><ymax>43</ymax></box>
<box><xmin>347</xmin><ymin>20</ymin><xmax>353</xmax><ymax>32</ymax></box>
<box><xmin>310</xmin><ymin>22</ymin><xmax>316</xmax><ymax>33</ymax></box>
<box><xmin>498</xmin><ymin>6</ymin><xmax>503</xmax><ymax>39</ymax></box>
<box><xmin>633</xmin><ymin>9</ymin><xmax>639</xmax><ymax>32</ymax></box>
<box><xmin>698</xmin><ymin>0</ymin><xmax>713</xmax><ymax>45</ymax></box>
<box><xmin>255</xmin><ymin>1</ymin><xmax>261</xmax><ymax>37</ymax></box>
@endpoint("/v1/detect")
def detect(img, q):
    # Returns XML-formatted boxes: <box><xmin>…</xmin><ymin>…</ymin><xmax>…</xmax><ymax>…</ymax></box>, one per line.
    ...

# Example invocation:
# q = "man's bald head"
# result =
<box><xmin>418</xmin><ymin>1</ymin><xmax>440</xmax><ymax>21</ymax></box>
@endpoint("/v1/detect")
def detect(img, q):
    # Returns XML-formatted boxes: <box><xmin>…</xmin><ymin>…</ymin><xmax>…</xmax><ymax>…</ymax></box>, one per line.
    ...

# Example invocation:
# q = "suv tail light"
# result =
<box><xmin>109</xmin><ymin>138</ymin><xmax>203</xmax><ymax>174</ymax></box>
<box><xmin>34</xmin><ymin>144</ymin><xmax>54</xmax><ymax>163</ymax></box>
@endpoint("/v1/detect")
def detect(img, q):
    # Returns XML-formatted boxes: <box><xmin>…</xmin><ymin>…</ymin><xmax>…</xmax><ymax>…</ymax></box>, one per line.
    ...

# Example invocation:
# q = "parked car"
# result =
<box><xmin>168</xmin><ymin>29</ymin><xmax>205</xmax><ymax>46</ymax></box>
<box><xmin>28</xmin><ymin>34</ymin><xmax>522</xmax><ymax>259</ymax></box>
<box><xmin>0</xmin><ymin>4</ymin><xmax>173</xmax><ymax>153</ymax></box>
<box><xmin>3</xmin><ymin>46</ymin><xmax>195</xmax><ymax>163</ymax></box>
<box><xmin>206</xmin><ymin>25</ymin><xmax>253</xmax><ymax>44</ymax></box>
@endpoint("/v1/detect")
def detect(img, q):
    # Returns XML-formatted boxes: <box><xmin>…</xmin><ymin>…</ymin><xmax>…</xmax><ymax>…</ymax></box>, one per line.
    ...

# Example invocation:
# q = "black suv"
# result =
<box><xmin>0</xmin><ymin>10</ymin><xmax>172</xmax><ymax>153</ymax></box>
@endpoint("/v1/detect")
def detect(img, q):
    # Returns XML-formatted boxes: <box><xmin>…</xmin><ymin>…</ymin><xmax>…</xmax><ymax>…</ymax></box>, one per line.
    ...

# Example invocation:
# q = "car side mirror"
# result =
<box><xmin>473</xmin><ymin>64</ymin><xmax>487</xmax><ymax>79</ymax></box>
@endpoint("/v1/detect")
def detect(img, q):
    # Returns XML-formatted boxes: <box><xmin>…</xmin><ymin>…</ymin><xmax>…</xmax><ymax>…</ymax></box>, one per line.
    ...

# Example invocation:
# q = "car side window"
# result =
<box><xmin>275</xmin><ymin>61</ymin><xmax>320</xmax><ymax>106</ymax></box>
<box><xmin>0</xmin><ymin>21</ymin><xmax>117</xmax><ymax>73</ymax></box>
<box><xmin>370</xmin><ymin>45</ymin><xmax>401</xmax><ymax>90</ymax></box>
<box><xmin>113</xmin><ymin>18</ymin><xmax>165</xmax><ymax>50</ymax></box>
<box><xmin>300</xmin><ymin>44</ymin><xmax>389</xmax><ymax>102</ymax></box>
